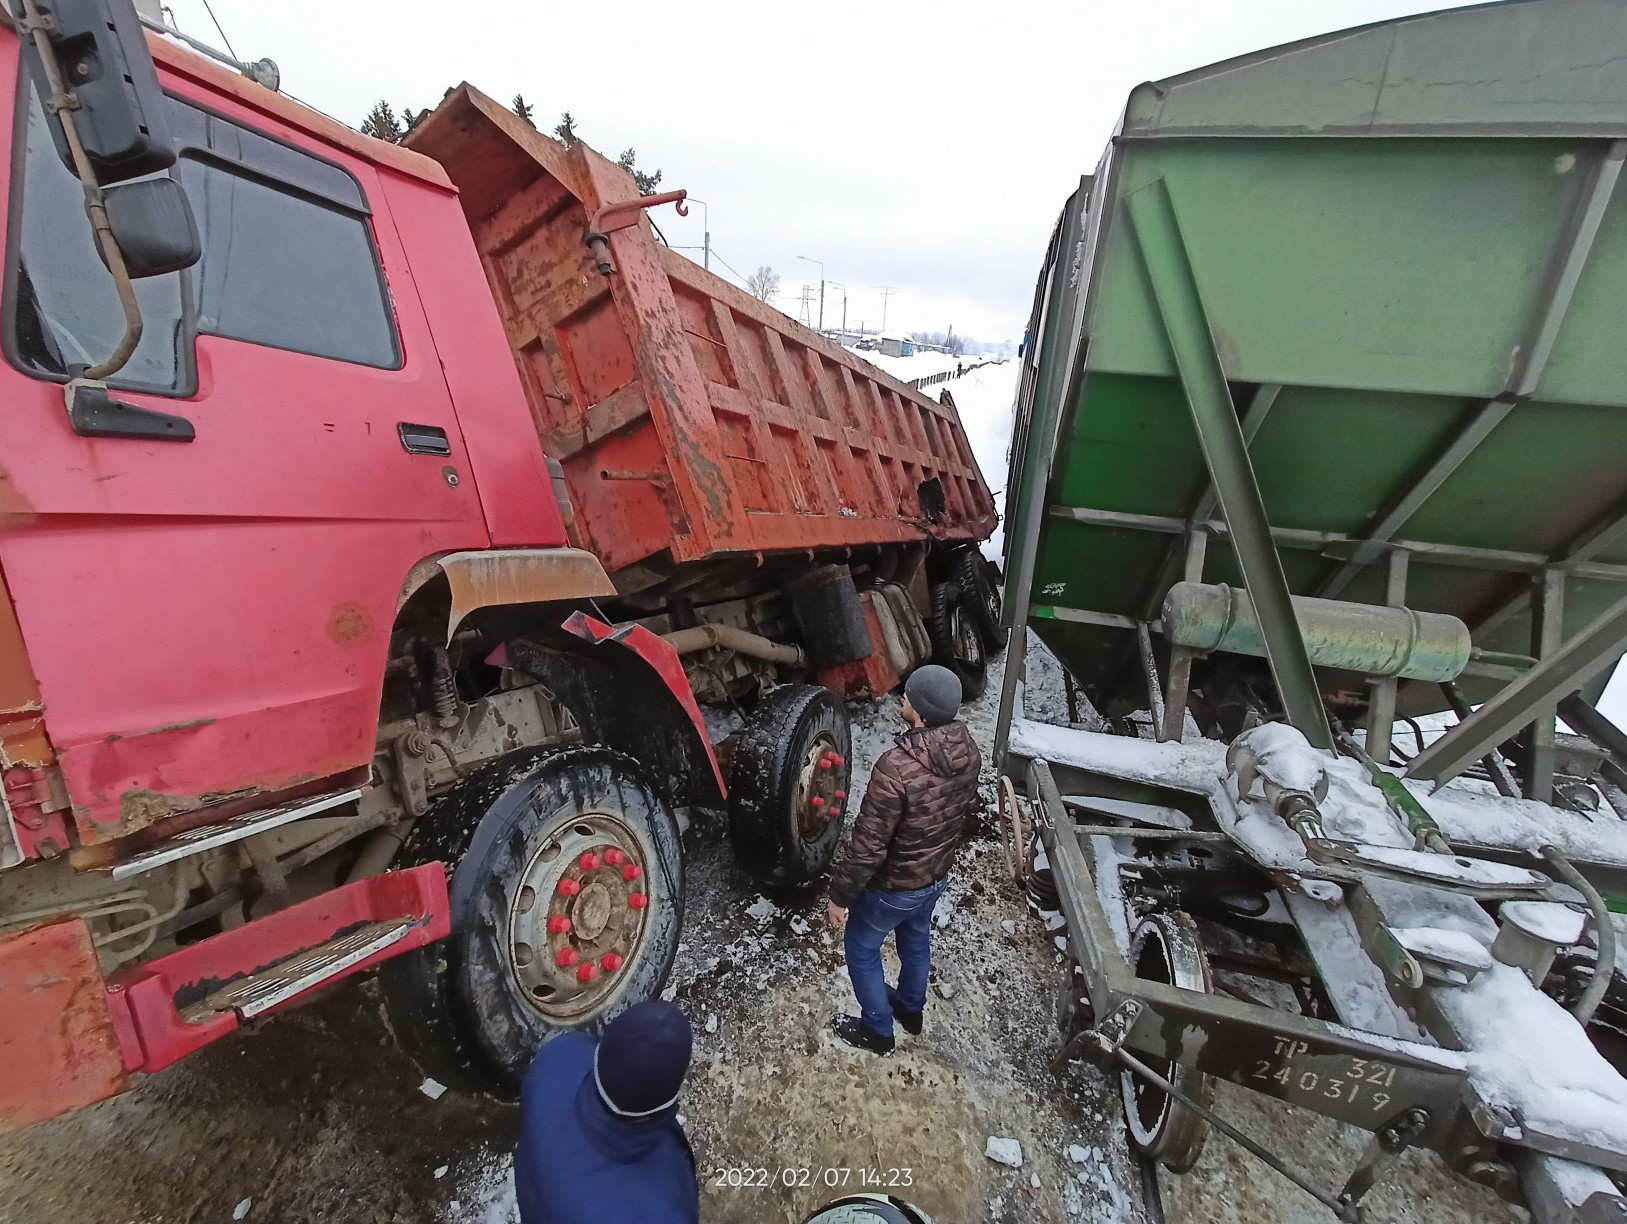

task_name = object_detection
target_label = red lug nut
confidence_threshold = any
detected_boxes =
[557,878,581,897]
[829,753,845,767]
[811,796,825,807]
[556,947,580,968]
[547,915,573,934]
[622,863,643,881]
[819,758,833,770]
[601,953,624,972]
[579,852,601,871]
[576,962,599,983]
[829,807,841,817]
[603,848,626,866]
[628,892,648,910]
[834,790,846,800]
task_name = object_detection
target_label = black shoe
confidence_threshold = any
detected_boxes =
[832,1014,894,1055]
[887,985,923,1036]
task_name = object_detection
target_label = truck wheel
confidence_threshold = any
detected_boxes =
[956,550,1008,654]
[379,746,682,1098]
[927,580,988,700]
[728,684,851,886]
[1120,912,1214,1173]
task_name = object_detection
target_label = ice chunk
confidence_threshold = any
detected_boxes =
[932,893,954,929]
[1029,1172,1041,1189]
[705,1014,719,1034]
[419,1078,447,1101]
[232,1200,252,1221]
[1000,919,1018,936]
[1065,1144,1088,1164]
[985,1136,1023,1167]
[433,1165,449,1180]
[745,896,779,922]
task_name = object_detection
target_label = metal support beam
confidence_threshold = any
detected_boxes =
[995,177,1094,764]
[1406,588,1627,788]
[1365,550,1409,764]
[1439,682,1520,798]
[1048,504,1627,585]
[1520,570,1566,803]
[1476,497,1627,637]
[1125,178,1330,749]
[1320,140,1624,603]
[1318,400,1515,600]
[1137,622,1168,740]
[1141,386,1277,619]
[1159,532,1206,744]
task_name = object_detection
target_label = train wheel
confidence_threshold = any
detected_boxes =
[727,684,851,886]
[997,775,1033,887]
[1120,912,1215,1173]
[379,746,682,1097]
[928,580,988,699]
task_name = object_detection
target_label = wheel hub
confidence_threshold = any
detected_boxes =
[507,814,650,1021]
[952,605,983,668]
[793,732,848,841]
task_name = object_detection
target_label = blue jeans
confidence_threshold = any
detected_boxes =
[843,877,949,1038]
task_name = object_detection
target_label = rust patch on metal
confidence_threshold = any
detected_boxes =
[329,602,372,644]
[439,547,617,639]
[0,919,127,1130]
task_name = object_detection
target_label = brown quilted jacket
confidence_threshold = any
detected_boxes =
[828,720,982,907]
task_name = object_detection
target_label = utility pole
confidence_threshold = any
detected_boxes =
[878,286,899,332]
[797,255,825,332]
[828,283,848,337]
[685,198,711,270]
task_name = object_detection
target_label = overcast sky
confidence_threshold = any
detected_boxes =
[158,0,1475,343]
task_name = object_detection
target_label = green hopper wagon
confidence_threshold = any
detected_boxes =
[995,3,1627,1219]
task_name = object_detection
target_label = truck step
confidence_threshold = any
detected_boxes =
[180,917,415,1023]
[107,787,364,880]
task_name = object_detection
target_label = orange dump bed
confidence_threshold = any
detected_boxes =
[409,87,997,575]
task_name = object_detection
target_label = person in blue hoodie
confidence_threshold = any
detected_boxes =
[514,1000,699,1224]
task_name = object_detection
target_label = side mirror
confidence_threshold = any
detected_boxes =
[102,177,200,277]
[20,0,177,184]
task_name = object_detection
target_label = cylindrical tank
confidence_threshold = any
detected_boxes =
[1161,582,1471,682]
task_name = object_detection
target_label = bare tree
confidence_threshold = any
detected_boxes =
[747,266,781,303]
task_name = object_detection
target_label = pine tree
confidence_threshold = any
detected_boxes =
[554,111,578,147]
[616,148,662,196]
[512,94,536,126]
[360,100,404,144]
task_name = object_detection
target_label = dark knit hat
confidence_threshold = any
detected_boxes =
[905,664,962,727]
[594,1000,693,1118]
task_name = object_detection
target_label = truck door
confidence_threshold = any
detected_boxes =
[0,47,489,846]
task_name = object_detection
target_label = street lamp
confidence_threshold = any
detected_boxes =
[796,255,825,332]
[688,198,710,271]
[827,282,848,337]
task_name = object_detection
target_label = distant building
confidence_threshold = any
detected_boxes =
[876,333,916,358]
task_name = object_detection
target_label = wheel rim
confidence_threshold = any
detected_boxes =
[951,604,984,670]
[792,730,848,842]
[507,813,651,1022]
[997,775,1032,885]
[1120,914,1213,1163]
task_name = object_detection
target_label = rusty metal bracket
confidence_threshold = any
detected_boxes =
[585,189,690,275]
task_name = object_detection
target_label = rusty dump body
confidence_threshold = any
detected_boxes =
[408,87,996,579]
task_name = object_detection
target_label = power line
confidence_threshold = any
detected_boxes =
[198,0,238,59]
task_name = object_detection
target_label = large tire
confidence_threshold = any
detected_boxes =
[956,549,1008,654]
[728,684,852,886]
[927,580,989,700]
[379,746,683,1098]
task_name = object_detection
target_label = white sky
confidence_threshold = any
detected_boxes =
[158,0,1478,344]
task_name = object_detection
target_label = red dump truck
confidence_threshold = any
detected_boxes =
[0,2,998,1125]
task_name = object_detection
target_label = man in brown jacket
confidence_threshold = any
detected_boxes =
[827,664,981,1054]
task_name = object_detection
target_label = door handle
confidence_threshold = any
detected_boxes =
[398,422,451,456]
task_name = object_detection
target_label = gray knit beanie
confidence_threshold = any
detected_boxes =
[905,664,962,727]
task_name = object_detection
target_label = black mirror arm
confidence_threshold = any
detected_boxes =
[16,0,144,381]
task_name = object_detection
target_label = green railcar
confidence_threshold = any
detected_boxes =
[995,4,1627,1219]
